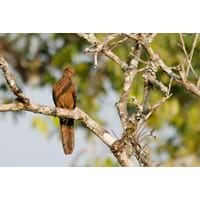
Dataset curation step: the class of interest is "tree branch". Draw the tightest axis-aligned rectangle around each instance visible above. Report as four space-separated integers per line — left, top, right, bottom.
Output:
0 102 115 146
179 33 198 78
78 33 128 70
0 56 30 104
0 55 134 167
78 33 200 167
125 33 200 98
116 43 143 130
79 33 158 166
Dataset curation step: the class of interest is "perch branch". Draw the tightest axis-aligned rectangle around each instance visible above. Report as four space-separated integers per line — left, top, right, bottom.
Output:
0 102 116 146
0 56 134 167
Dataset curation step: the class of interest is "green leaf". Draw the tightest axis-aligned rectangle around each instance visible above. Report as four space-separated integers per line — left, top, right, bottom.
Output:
32 116 49 137
52 44 78 67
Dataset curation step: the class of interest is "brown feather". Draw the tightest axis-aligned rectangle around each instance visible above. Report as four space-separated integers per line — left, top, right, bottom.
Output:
60 119 74 154
52 67 76 155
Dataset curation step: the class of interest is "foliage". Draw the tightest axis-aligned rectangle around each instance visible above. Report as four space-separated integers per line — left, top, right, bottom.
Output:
0 33 200 165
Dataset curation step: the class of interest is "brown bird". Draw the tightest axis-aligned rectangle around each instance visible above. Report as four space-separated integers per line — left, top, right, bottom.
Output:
52 67 76 154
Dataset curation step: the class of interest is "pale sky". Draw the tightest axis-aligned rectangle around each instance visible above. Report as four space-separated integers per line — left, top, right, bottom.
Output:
0 84 123 166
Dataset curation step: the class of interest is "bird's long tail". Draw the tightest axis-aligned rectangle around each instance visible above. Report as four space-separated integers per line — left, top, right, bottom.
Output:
59 118 74 154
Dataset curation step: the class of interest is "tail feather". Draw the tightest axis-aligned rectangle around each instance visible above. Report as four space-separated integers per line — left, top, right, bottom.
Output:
60 118 74 154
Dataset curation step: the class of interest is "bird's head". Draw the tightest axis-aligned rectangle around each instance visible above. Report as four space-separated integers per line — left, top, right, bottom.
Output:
63 66 75 77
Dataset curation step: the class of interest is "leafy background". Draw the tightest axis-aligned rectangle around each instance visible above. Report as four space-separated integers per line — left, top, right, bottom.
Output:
0 33 199 166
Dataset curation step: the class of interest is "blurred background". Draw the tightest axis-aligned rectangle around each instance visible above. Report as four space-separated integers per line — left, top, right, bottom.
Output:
0 33 199 166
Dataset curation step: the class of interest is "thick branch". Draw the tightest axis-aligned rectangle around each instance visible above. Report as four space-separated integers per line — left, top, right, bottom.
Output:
0 55 134 167
116 44 142 130
0 102 115 147
0 102 134 166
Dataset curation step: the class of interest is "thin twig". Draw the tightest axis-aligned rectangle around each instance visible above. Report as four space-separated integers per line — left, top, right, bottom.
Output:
147 74 169 96
125 34 200 97
168 77 173 96
179 33 198 78
79 33 128 70
145 94 172 120
110 37 128 50
189 34 198 64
